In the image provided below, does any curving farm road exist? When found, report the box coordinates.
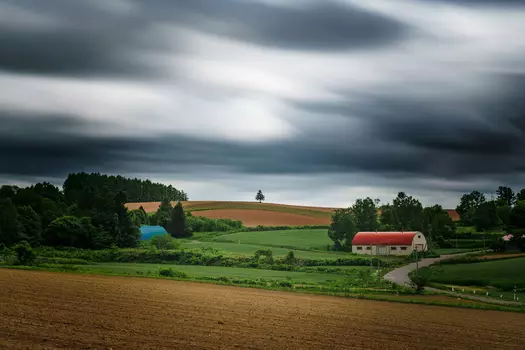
[383,253,522,306]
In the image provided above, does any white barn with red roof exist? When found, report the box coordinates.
[351,231,427,256]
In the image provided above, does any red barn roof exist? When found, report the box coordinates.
[352,232,419,246]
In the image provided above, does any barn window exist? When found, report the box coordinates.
[391,247,397,250]
[366,247,372,250]
[357,247,362,250]
[400,247,407,250]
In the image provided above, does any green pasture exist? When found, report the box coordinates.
[182,241,354,260]
[424,257,525,291]
[78,263,358,284]
[212,229,333,250]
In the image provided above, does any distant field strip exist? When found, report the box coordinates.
[213,229,333,250]
[181,241,360,260]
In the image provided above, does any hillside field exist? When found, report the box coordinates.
[125,200,460,226]
[1,269,524,349]
[426,257,525,291]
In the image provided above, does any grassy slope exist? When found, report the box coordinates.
[181,241,355,260]
[189,229,404,263]
[77,263,361,284]
[212,229,332,250]
[426,257,525,290]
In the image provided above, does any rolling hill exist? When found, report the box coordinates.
[125,201,460,227]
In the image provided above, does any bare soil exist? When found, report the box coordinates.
[1,269,524,349]
[191,209,330,226]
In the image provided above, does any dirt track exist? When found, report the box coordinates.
[192,209,330,226]
[1,269,524,349]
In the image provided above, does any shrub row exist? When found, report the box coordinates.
[35,247,395,269]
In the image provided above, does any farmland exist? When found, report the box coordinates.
[212,228,333,250]
[425,257,525,290]
[126,200,460,226]
[1,269,524,349]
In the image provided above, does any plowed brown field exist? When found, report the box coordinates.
[1,269,524,349]
[192,209,330,226]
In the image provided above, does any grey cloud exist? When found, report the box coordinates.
[0,0,409,77]
[161,0,408,51]
[0,0,177,77]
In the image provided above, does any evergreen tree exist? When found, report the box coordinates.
[17,206,42,246]
[166,201,190,238]
[0,198,21,246]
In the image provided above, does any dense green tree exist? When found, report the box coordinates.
[516,189,525,203]
[13,241,35,265]
[17,206,42,246]
[129,206,149,227]
[151,199,173,227]
[328,208,357,251]
[63,172,187,204]
[255,190,265,203]
[509,201,525,233]
[44,216,92,248]
[456,191,486,225]
[0,198,21,246]
[496,204,512,228]
[422,205,455,243]
[379,204,397,231]
[381,192,423,231]
[473,201,501,232]
[166,201,191,238]
[0,185,18,199]
[352,197,378,231]
[496,186,515,206]
[150,234,180,250]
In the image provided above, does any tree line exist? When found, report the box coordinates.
[328,192,455,251]
[456,186,525,234]
[0,173,188,250]
[328,187,525,251]
[64,172,188,203]
[129,199,244,237]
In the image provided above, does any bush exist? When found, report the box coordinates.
[278,280,293,288]
[150,234,180,250]
[409,274,430,293]
[186,216,243,233]
[158,268,188,278]
[13,241,35,265]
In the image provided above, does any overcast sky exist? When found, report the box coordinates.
[1,0,524,208]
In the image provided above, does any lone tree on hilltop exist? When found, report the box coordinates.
[255,190,265,203]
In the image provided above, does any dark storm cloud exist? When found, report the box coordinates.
[2,73,524,184]
[161,0,408,51]
[0,0,176,77]
[0,0,409,76]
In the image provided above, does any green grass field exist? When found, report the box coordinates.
[78,263,365,284]
[425,257,525,290]
[212,229,333,250]
[181,241,358,260]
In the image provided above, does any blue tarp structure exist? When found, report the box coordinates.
[140,225,168,240]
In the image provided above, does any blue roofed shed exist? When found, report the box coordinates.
[140,225,168,240]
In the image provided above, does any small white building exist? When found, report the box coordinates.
[351,231,427,256]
